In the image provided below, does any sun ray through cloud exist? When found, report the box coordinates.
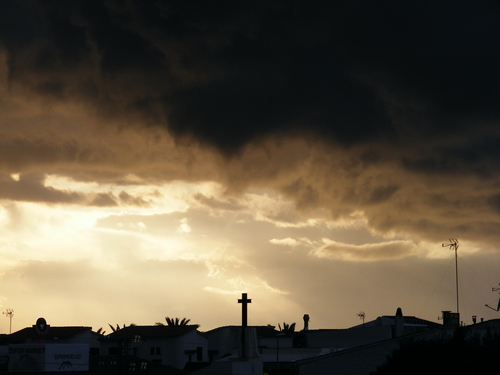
[1,1,500,334]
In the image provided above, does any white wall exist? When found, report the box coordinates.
[163,330,208,369]
[100,330,208,370]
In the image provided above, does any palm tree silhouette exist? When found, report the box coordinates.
[155,317,193,326]
[107,323,136,332]
[278,322,296,334]
[166,317,191,326]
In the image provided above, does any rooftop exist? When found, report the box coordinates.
[7,326,93,343]
[105,325,199,340]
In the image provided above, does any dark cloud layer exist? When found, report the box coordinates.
[3,0,498,157]
[0,172,149,207]
[0,172,84,203]
[1,0,500,247]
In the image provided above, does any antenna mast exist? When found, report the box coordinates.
[3,309,14,334]
[442,239,459,314]
[357,311,366,326]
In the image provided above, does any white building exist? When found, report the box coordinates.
[6,326,101,354]
[204,325,290,360]
[3,325,99,372]
[100,325,208,371]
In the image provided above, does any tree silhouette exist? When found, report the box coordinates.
[167,317,191,326]
[278,322,296,334]
[107,323,136,332]
[155,317,193,326]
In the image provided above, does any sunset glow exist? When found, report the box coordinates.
[1,1,500,334]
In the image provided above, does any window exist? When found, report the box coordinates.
[150,346,161,355]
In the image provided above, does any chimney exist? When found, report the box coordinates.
[303,314,310,331]
[441,311,460,327]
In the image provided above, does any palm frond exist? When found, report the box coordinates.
[165,316,191,326]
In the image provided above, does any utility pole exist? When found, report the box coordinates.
[3,309,14,334]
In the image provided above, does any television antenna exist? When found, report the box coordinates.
[3,309,14,334]
[357,311,366,325]
[485,284,500,311]
[442,239,459,314]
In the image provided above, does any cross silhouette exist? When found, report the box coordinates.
[238,293,252,327]
[238,293,252,359]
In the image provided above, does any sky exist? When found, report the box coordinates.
[1,0,500,334]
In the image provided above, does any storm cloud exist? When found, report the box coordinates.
[2,1,497,152]
[1,1,500,259]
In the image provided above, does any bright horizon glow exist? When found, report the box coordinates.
[2,178,500,333]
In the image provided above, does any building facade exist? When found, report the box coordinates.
[100,325,208,371]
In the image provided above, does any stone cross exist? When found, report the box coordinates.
[238,293,252,358]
